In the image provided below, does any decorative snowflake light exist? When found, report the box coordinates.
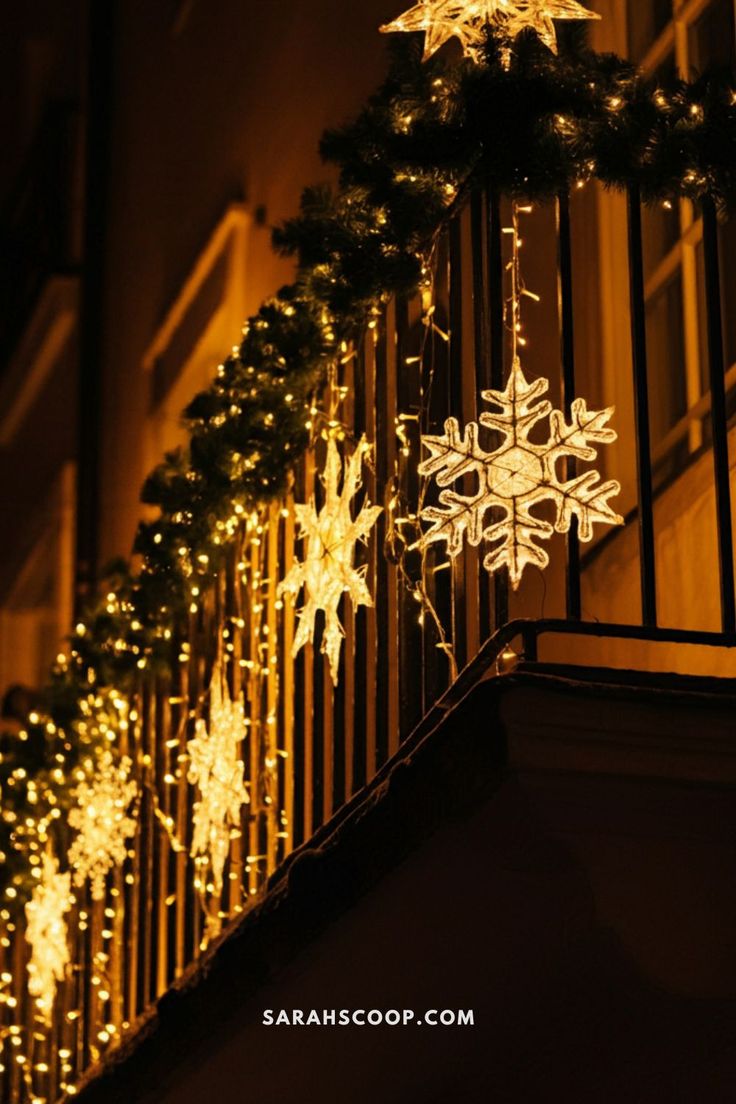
[417,356,622,588]
[380,0,600,62]
[279,436,382,685]
[68,750,138,900]
[187,655,249,894]
[25,853,71,1022]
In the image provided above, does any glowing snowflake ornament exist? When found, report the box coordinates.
[68,750,138,900]
[25,853,71,1022]
[187,656,249,894]
[417,357,622,588]
[380,0,599,61]
[279,436,382,685]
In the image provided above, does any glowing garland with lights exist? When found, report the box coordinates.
[0,11,735,1094]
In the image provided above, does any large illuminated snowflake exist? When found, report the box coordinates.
[380,0,599,61]
[68,750,138,900]
[25,853,71,1022]
[417,357,622,588]
[187,656,249,894]
[279,436,382,685]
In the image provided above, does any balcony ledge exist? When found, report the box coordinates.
[74,664,736,1104]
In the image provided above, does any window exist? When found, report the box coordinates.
[141,204,250,473]
[627,0,672,61]
[0,464,75,695]
[627,0,736,485]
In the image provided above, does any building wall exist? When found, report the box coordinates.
[98,0,397,562]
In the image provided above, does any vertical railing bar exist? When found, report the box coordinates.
[521,624,539,662]
[320,653,333,826]
[458,206,481,665]
[374,303,397,767]
[626,183,658,627]
[364,330,378,784]
[448,215,469,672]
[292,648,306,847]
[395,293,424,735]
[302,450,316,840]
[557,190,582,619]
[154,682,169,996]
[173,665,188,978]
[351,334,370,793]
[281,500,296,853]
[488,188,509,629]
[701,196,736,633]
[471,189,492,636]
[265,504,280,871]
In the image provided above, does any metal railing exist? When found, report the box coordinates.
[1,182,735,1103]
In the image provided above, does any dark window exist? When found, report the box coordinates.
[641,203,680,281]
[718,216,736,372]
[646,273,688,451]
[627,0,672,62]
[688,0,736,72]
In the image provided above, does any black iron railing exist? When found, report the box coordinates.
[2,181,735,1104]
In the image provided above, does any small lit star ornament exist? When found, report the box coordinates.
[279,436,382,685]
[380,0,501,61]
[417,357,622,588]
[25,853,72,1023]
[68,750,138,900]
[495,0,600,55]
[380,0,599,61]
[187,655,249,894]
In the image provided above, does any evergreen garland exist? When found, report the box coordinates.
[2,28,736,908]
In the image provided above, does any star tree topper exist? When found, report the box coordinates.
[279,436,381,686]
[380,0,600,62]
[417,356,622,588]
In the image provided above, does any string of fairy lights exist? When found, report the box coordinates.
[1,3,735,1100]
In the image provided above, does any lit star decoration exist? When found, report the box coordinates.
[278,436,382,685]
[187,656,249,895]
[380,0,500,62]
[417,356,622,588]
[380,0,600,62]
[495,0,600,55]
[25,853,71,1023]
[67,750,138,901]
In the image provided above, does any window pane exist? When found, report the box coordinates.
[628,0,672,62]
[719,217,736,371]
[696,221,736,387]
[646,273,688,460]
[688,0,736,72]
[641,202,680,281]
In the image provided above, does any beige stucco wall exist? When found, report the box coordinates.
[99,0,398,563]
[556,426,736,677]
